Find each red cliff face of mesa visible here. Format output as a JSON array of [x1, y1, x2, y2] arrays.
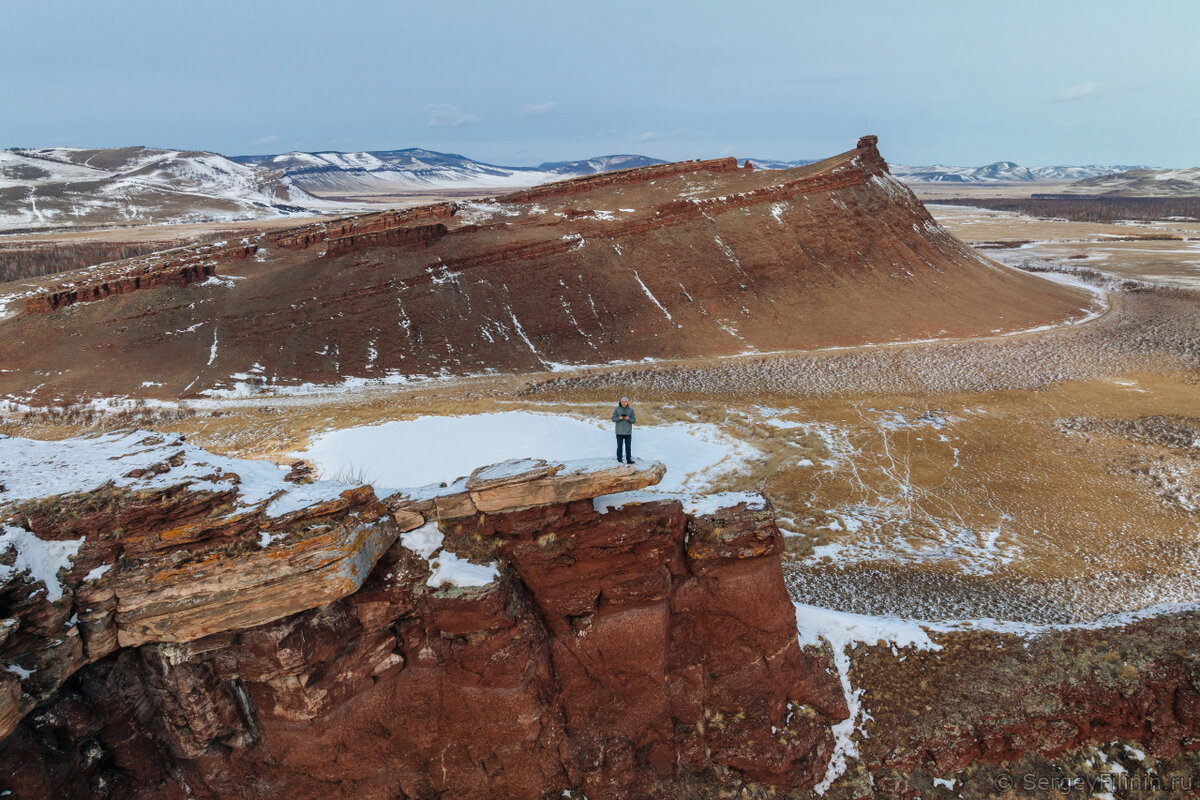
[[0, 137, 1094, 402]]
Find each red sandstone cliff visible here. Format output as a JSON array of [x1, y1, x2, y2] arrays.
[[0, 437, 845, 799], [3, 438, 1199, 798]]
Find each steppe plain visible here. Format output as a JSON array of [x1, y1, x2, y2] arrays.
[[5, 191, 1199, 629]]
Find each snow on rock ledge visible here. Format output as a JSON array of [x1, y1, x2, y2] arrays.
[[0, 430, 399, 739]]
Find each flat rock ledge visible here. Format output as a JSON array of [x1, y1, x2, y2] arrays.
[[384, 456, 667, 523]]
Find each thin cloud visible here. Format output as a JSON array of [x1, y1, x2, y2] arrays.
[[630, 131, 661, 143], [786, 73, 864, 85], [427, 103, 482, 127], [518, 101, 557, 118], [250, 134, 279, 146], [1050, 82, 1100, 103]]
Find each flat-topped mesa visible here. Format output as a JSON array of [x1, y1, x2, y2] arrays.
[[0, 439, 844, 798], [0, 136, 1094, 403]]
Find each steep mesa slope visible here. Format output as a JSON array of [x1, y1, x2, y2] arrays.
[[0, 137, 1093, 401]]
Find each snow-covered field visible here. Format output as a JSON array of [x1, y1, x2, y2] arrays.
[[295, 411, 761, 495]]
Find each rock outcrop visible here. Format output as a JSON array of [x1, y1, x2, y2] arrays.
[[0, 430, 400, 738], [23, 241, 259, 314], [0, 432, 842, 799]]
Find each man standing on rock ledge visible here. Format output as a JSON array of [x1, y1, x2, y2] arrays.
[[612, 397, 636, 464]]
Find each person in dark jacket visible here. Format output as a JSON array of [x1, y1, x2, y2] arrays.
[[612, 397, 635, 463]]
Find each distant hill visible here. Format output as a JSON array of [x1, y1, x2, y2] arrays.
[[233, 149, 669, 196], [1, 142, 1174, 233], [1056, 166, 1200, 197], [0, 146, 672, 231], [888, 161, 1151, 184], [0, 147, 331, 231], [744, 158, 818, 170], [536, 154, 666, 175]]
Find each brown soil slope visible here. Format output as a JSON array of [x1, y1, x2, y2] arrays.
[[0, 137, 1092, 402]]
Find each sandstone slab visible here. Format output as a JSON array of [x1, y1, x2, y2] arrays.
[[464, 457, 666, 513]]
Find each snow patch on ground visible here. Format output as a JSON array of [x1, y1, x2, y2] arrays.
[[797, 603, 941, 794], [0, 430, 354, 520]]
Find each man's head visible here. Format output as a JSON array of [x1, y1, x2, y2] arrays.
[[620, 397, 629, 407]]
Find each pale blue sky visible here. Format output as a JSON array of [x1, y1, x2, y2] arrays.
[[2, 0, 1196, 166]]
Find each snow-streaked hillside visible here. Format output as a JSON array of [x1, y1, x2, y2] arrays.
[[3, 140, 1174, 233], [744, 158, 818, 170], [1059, 166, 1200, 196], [234, 149, 669, 195], [889, 161, 1150, 183], [0, 147, 338, 231], [536, 154, 666, 175]]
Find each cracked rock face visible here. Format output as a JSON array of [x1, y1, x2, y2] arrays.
[[0, 433, 840, 799], [0, 430, 399, 743]]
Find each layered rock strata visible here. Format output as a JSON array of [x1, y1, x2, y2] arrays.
[[0, 433, 842, 798], [23, 240, 259, 314]]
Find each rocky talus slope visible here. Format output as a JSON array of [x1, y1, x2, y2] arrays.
[[0, 137, 1092, 403], [0, 433, 844, 798]]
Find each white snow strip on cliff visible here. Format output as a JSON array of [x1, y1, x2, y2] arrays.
[[399, 522, 444, 559], [400, 521, 498, 589], [207, 326, 219, 366], [0, 525, 84, 602], [427, 551, 499, 588], [83, 564, 111, 582], [632, 271, 672, 321], [794, 603, 941, 794]]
